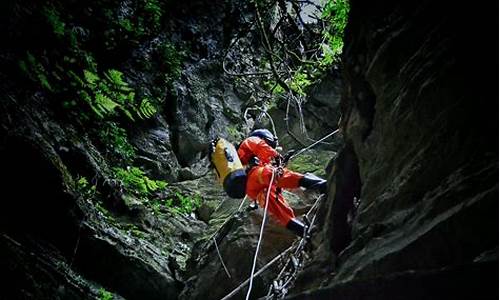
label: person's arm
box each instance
[247,137,279,164]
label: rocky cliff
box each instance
[0,0,497,299]
[288,1,498,299]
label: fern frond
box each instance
[83,69,99,86]
[138,98,157,119]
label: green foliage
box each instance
[114,167,168,197]
[76,176,98,199]
[165,192,202,215]
[289,71,313,96]
[122,223,146,238]
[156,41,184,84]
[95,202,115,222]
[97,122,136,161]
[263,79,285,95]
[138,98,158,119]
[321,0,350,63]
[263,0,350,96]
[98,288,113,300]
[19,52,53,91]
[116,0,163,38]
[42,5,66,38]
[68,68,158,121]
[143,0,162,30]
[264,71,312,96]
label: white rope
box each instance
[238,195,249,211]
[245,168,276,300]
[244,107,279,146]
[264,194,326,299]
[213,237,232,279]
[219,245,293,300]
[289,128,340,161]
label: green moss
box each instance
[76,176,98,200]
[287,150,335,178]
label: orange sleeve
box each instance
[246,137,278,164]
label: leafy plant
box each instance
[289,71,313,96]
[143,0,162,30]
[97,122,136,161]
[165,192,202,214]
[42,5,66,38]
[69,68,159,121]
[98,288,113,300]
[138,98,158,119]
[114,167,168,197]
[76,176,98,199]
[18,52,53,91]
[321,0,350,63]
[156,41,184,84]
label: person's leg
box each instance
[277,169,327,194]
[276,169,303,189]
[299,173,327,194]
[256,185,295,226]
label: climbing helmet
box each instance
[248,129,277,148]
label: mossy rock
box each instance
[287,149,336,178]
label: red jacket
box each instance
[237,136,279,165]
[238,136,304,226]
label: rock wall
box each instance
[290,0,498,298]
[0,0,251,298]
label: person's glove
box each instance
[283,149,296,165]
[248,156,260,168]
[273,153,284,166]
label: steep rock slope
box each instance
[290,0,498,299]
[0,0,250,298]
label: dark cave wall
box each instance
[0,0,251,299]
[290,0,498,298]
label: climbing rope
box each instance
[264,193,326,299]
[244,106,279,147]
[213,237,232,279]
[288,128,340,162]
[218,192,326,300]
[245,168,276,300]
[220,245,294,300]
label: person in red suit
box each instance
[237,129,327,236]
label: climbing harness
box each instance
[210,112,339,299]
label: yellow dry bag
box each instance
[210,137,247,198]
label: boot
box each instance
[286,218,306,237]
[299,173,327,194]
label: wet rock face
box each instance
[129,116,180,182]
[269,71,343,151]
[290,0,498,298]
[0,0,250,297]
